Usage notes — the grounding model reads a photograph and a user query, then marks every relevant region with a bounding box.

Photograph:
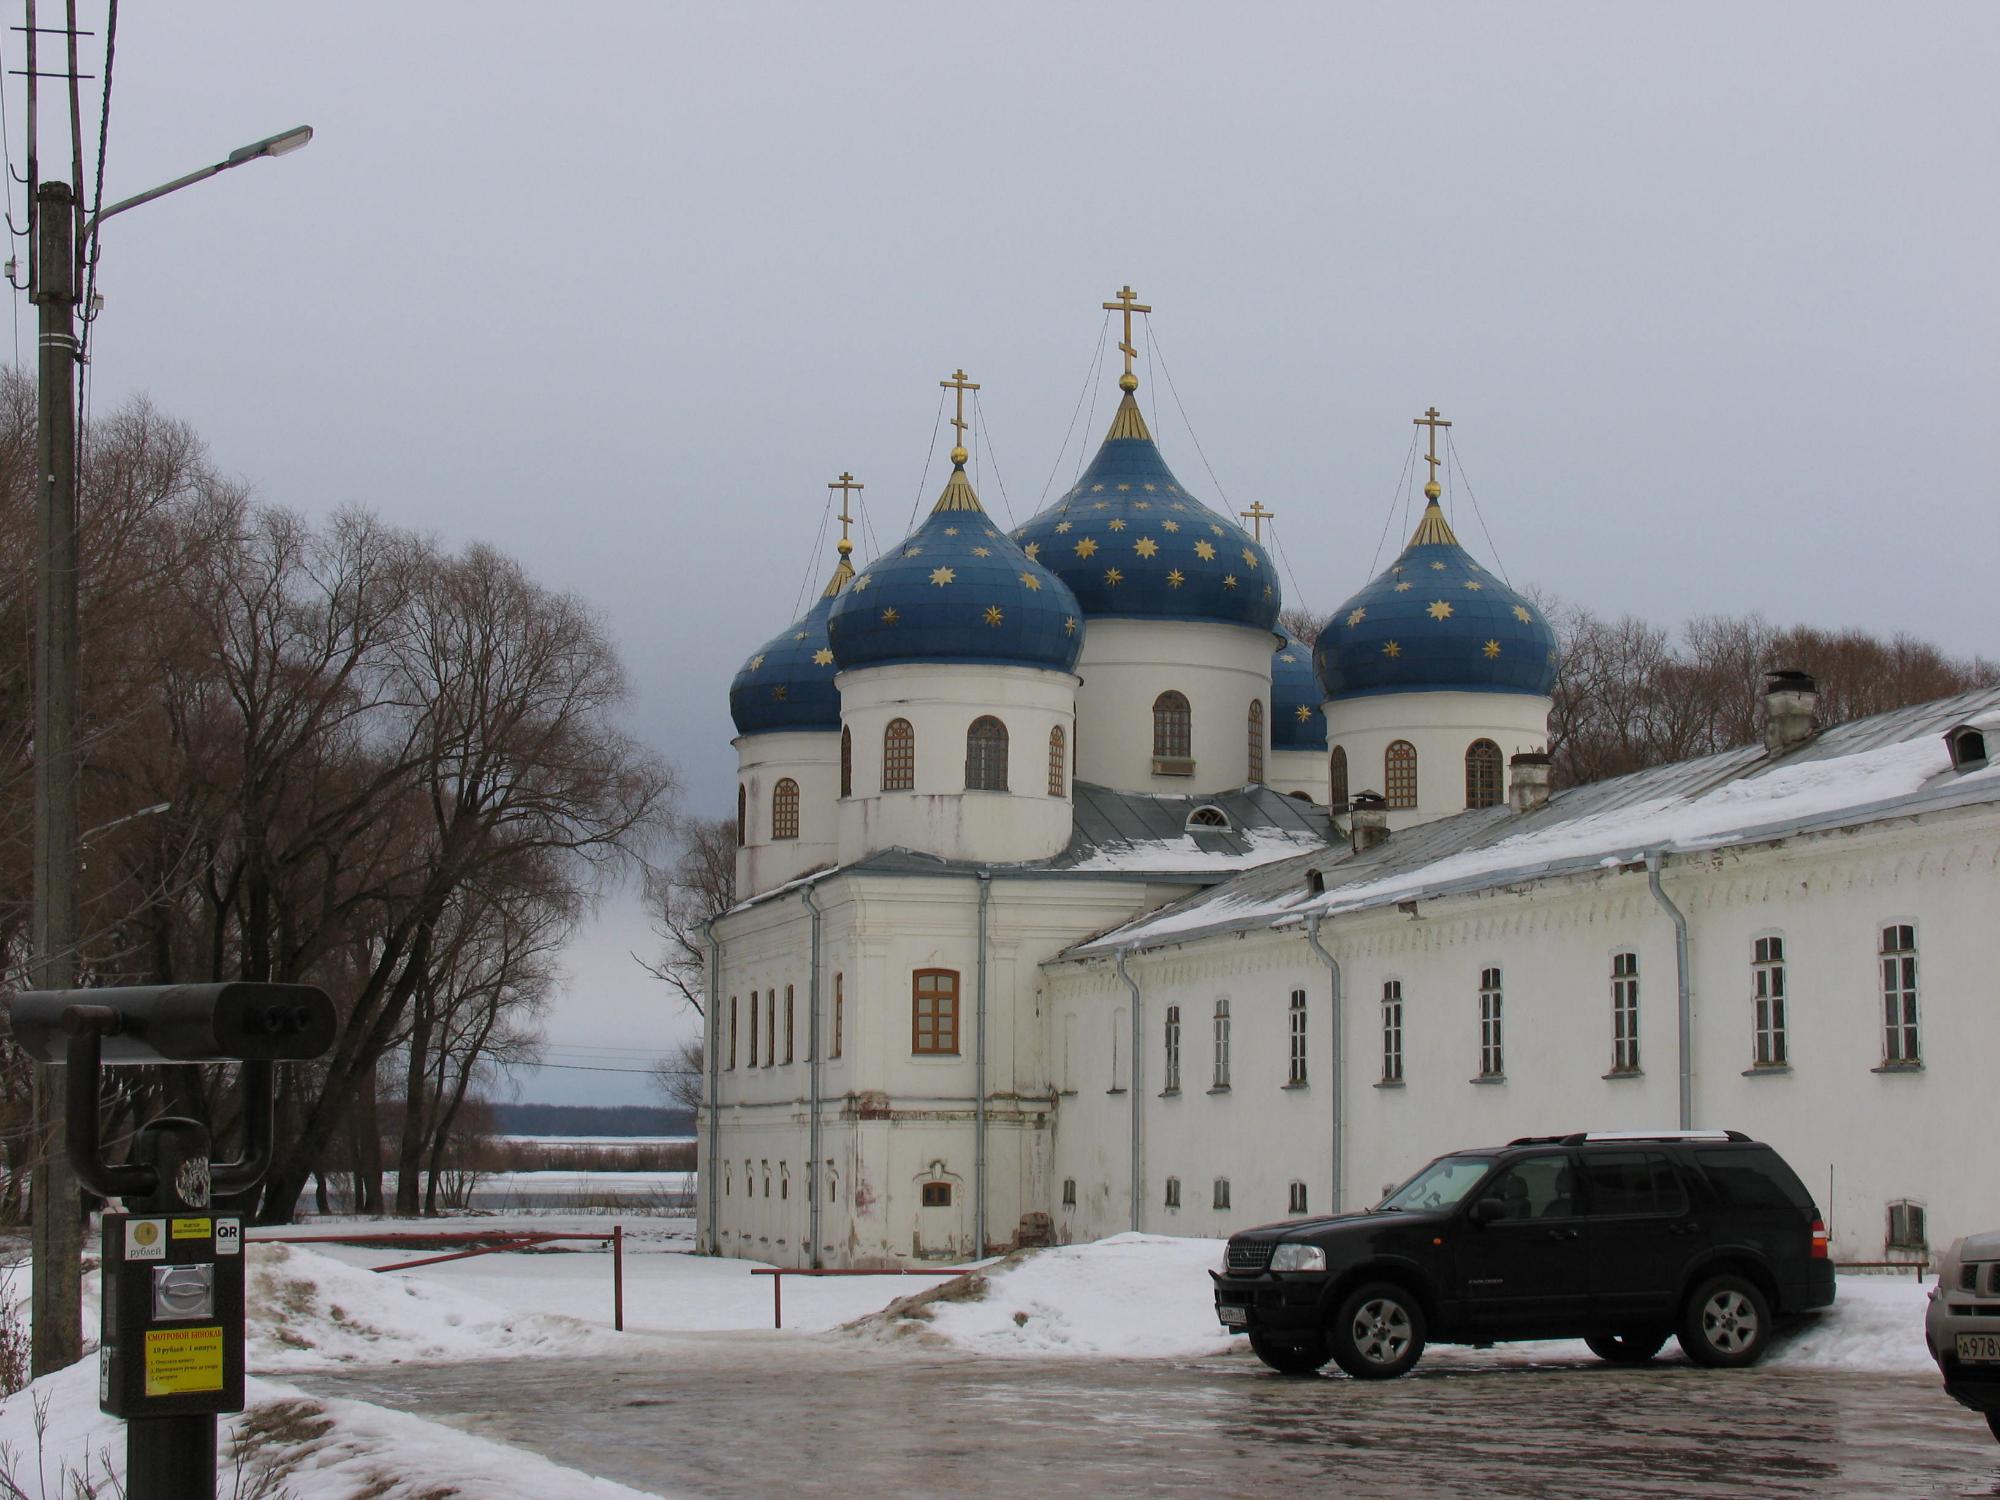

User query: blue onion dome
[1314,497,1558,701]
[1010,392,1281,632]
[827,462,1085,674]
[1271,635,1328,750]
[728,549,856,736]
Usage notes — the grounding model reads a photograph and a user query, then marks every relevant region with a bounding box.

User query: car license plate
[1958,1333,2000,1363]
[1218,1303,1248,1328]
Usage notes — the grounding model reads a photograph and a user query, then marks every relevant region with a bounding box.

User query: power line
[1446,429,1512,586]
[1037,311,1108,510]
[903,387,945,536]
[1142,317,1231,508]
[971,389,1016,529]
[1368,431,1421,578]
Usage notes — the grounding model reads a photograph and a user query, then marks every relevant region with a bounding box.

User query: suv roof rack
[1505,1130,1751,1146]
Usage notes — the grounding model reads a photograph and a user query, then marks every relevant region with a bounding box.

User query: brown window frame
[912,968,961,1055]
[728,995,738,1070]
[840,726,852,799]
[1385,739,1418,809]
[1329,745,1349,810]
[748,989,759,1067]
[784,983,795,1065]
[766,989,777,1067]
[772,777,800,840]
[965,715,1009,791]
[832,972,844,1058]
[1048,725,1067,797]
[1247,700,1265,783]
[883,717,915,791]
[736,783,747,843]
[1152,690,1192,760]
[1465,738,1502,809]
[921,1181,953,1208]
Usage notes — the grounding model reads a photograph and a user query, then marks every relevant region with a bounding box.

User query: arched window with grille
[736,783,747,842]
[1465,739,1502,809]
[1247,700,1265,783]
[1329,746,1348,810]
[1047,725,1066,797]
[966,716,1009,791]
[1385,740,1418,809]
[883,718,915,791]
[772,778,800,840]
[1152,690,1191,773]
[840,727,852,798]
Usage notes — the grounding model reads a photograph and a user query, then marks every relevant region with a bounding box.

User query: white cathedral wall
[1324,690,1551,830]
[1071,619,1276,796]
[733,730,840,899]
[1046,802,2000,1261]
[1267,746,1329,804]
[835,663,1078,866]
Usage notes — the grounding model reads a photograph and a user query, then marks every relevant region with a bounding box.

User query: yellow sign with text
[143,1326,224,1397]
[171,1217,212,1240]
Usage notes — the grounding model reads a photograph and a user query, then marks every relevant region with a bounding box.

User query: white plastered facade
[1071,619,1277,795]
[1325,689,1551,830]
[733,730,840,896]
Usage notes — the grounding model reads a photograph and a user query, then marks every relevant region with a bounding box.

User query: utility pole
[29,176,82,1375]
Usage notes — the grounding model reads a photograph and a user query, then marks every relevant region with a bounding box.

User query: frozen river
[295,1340,2000,1499]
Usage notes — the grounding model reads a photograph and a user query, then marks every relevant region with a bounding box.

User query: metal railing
[1834,1258,1928,1280]
[748,1265,974,1329]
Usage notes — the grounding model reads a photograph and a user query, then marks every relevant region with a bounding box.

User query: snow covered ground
[0,1222,1940,1497]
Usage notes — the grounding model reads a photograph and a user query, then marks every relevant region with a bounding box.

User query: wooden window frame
[784,983,795,1065]
[736,784,747,843]
[832,972,844,1059]
[921,1181,953,1208]
[1381,979,1403,1083]
[1465,738,1502,810]
[1212,998,1231,1090]
[1386,740,1418,810]
[765,989,777,1067]
[1329,745,1349,811]
[883,718,915,791]
[772,777,800,840]
[748,989,759,1069]
[1152,690,1192,773]
[1611,951,1640,1073]
[1881,924,1919,1064]
[1287,988,1308,1086]
[728,996,738,1070]
[840,726,852,799]
[1048,725,1067,797]
[912,968,961,1055]
[1248,700,1265,784]
[1478,966,1504,1078]
[1753,934,1787,1066]
[1163,1004,1181,1093]
[965,715,1009,791]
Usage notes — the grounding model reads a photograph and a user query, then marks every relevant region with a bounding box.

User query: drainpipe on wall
[1305,913,1344,1215]
[702,918,722,1254]
[975,872,991,1258]
[801,885,824,1269]
[1115,946,1143,1234]
[1645,850,1693,1131]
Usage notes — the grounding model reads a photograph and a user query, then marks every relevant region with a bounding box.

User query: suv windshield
[1378,1154,1495,1212]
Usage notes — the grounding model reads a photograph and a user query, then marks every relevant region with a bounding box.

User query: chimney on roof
[1509,752,1552,814]
[1762,669,1819,755]
[1349,791,1390,854]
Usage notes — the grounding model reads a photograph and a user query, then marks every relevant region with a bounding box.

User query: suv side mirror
[1468,1197,1506,1227]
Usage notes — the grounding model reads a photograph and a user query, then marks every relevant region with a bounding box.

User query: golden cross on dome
[1414,406,1452,495]
[940,369,981,464]
[1239,501,1274,542]
[1102,284,1152,391]
[828,471,862,555]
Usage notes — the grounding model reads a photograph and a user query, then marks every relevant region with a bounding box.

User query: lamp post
[30,128,312,1379]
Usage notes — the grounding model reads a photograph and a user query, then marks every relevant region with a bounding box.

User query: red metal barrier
[1835,1259,1929,1280]
[748,1265,975,1329]
[247,1225,627,1331]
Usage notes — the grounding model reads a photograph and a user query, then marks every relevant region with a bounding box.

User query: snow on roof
[1073,685,2000,957]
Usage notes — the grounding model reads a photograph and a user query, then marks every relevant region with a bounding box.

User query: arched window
[1385,740,1418,809]
[966,716,1009,791]
[840,727,852,798]
[772,778,800,839]
[1247,700,1265,783]
[1047,726,1066,797]
[1465,739,1502,809]
[1152,691,1191,761]
[883,718,915,791]
[736,783,747,842]
[1329,746,1349,810]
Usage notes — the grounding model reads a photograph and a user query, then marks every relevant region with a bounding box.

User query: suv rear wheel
[1249,1331,1327,1376]
[1585,1331,1668,1364]
[1677,1273,1772,1368]
[1327,1282,1427,1379]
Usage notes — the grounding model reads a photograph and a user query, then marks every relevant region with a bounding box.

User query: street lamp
[29,127,314,1387]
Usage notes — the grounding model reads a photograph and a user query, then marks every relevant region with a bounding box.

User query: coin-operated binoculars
[8,983,335,1500]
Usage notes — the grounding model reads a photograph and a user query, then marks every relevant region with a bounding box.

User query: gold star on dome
[905,546,923,558]
[772,684,788,701]
[749,654,765,670]
[1020,572,1042,591]
[793,631,807,641]
[1161,520,1181,533]
[1463,580,1484,591]
[1115,484,1131,492]
[1263,584,1273,599]
[1108,518,1127,532]
[881,607,900,624]
[1194,539,1217,561]
[1143,483,1157,492]
[1166,569,1186,588]
[1428,601,1454,621]
[1466,561,1481,572]
[1091,484,1105,492]
[1279,653,1295,663]
[1513,605,1534,624]
[1167,485,1180,495]
[1209,524,1225,536]
[1483,639,1502,658]
[943,527,959,536]
[1133,500,1151,510]
[1104,567,1124,586]
[1024,542,1041,560]
[1064,616,1077,635]
[1093,501,1110,510]
[1223,574,1239,589]
[1346,607,1366,627]
[813,648,835,666]
[1430,561,1446,570]
[1242,548,1259,569]
[1391,565,1404,575]
[1134,537,1158,558]
[985,605,1005,627]
[854,575,871,592]
[985,529,999,538]
[1170,499,1186,510]
[1055,521,1073,535]
[930,566,956,587]
[972,546,992,557]
[1383,640,1402,658]
[1295,704,1312,722]
[1393,581,1413,592]
[1074,537,1099,559]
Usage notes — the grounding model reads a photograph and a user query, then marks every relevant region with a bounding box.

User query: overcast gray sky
[32,3,1997,1106]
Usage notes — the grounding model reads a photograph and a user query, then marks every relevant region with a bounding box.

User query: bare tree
[1277,604,1329,647]
[638,815,736,1018]
[654,1035,704,1114]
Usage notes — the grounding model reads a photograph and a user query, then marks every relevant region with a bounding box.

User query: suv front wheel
[1327,1282,1427,1379]
[1677,1273,1772,1368]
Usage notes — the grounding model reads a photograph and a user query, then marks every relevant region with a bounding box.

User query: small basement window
[1887,1199,1927,1252]
[1186,805,1231,831]
[921,1181,953,1208]
[1062,1178,1077,1208]
[1946,725,1989,771]
[1165,1176,1181,1209]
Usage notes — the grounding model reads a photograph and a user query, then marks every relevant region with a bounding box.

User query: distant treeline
[490,1102,694,1138]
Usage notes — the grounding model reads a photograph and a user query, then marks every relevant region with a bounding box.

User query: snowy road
[295,1340,2000,1499]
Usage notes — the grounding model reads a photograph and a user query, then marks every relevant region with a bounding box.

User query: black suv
[1213,1131,1834,1378]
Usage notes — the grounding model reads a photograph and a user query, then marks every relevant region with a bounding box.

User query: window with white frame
[1880,924,1919,1064]
[1165,1176,1181,1209]
[1887,1199,1927,1251]
[1611,951,1640,1074]
[1753,935,1787,1066]
[1478,967,1504,1078]
[1212,999,1231,1089]
[1287,989,1308,1085]
[1164,1005,1181,1092]
[1288,1180,1308,1214]
[1382,980,1404,1083]
[1213,1177,1232,1210]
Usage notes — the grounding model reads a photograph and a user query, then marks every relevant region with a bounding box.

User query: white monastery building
[704,288,2000,1271]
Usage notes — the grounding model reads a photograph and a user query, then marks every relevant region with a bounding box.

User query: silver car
[1926,1231,2000,1440]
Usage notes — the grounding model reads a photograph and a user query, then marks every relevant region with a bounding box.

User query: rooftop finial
[822,471,863,596]
[1102,284,1152,393]
[1414,406,1452,503]
[940,368,980,467]
[1240,500,1274,543]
